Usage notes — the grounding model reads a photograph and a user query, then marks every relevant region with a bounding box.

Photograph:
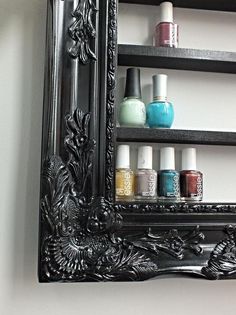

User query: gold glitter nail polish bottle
[116,145,134,201]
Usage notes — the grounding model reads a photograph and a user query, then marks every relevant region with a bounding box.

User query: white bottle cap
[137,146,153,169]
[116,145,130,169]
[153,74,168,101]
[160,147,175,170]
[160,2,174,23]
[182,148,197,171]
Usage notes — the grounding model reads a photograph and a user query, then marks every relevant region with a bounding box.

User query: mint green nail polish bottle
[119,68,146,127]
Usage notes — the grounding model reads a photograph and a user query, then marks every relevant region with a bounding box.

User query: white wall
[0,1,236,315]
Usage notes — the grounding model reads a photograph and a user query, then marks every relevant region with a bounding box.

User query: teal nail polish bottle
[158,147,180,201]
[119,68,146,127]
[146,74,174,128]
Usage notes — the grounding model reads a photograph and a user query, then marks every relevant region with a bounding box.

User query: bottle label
[180,172,203,199]
[196,175,203,197]
[158,172,180,198]
[116,171,134,197]
[155,23,178,48]
[135,173,157,197]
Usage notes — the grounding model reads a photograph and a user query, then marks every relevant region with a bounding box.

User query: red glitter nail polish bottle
[180,148,203,201]
[154,2,179,48]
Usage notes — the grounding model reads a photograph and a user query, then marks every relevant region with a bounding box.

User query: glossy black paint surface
[38,0,236,282]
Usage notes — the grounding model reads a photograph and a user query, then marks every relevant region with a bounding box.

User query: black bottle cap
[124,68,142,99]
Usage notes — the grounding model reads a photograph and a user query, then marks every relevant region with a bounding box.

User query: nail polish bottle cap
[182,148,197,171]
[160,2,174,23]
[124,68,142,99]
[116,145,131,169]
[160,147,175,170]
[137,146,153,169]
[153,74,168,101]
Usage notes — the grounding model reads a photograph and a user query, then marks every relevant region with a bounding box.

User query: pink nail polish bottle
[154,2,179,48]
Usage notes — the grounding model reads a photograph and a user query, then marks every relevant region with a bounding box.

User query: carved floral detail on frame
[105,0,117,201]
[116,203,236,214]
[68,0,97,63]
[202,225,236,279]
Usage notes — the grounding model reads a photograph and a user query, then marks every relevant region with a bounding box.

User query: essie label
[196,175,203,197]
[155,23,178,48]
[166,174,179,197]
[158,171,180,198]
[180,171,203,200]
[116,171,134,196]
[135,173,157,197]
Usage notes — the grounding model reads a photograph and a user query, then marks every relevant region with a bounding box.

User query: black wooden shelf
[117,127,236,146]
[119,0,236,12]
[118,45,236,74]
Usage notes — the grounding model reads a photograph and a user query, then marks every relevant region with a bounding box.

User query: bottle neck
[158,20,174,25]
[181,169,198,172]
[124,96,141,100]
[153,96,167,102]
[160,169,176,172]
[116,167,131,170]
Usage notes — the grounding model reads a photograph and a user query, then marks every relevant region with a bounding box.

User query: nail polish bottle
[146,74,174,128]
[119,68,146,127]
[116,145,134,201]
[134,146,157,200]
[180,148,203,201]
[158,147,180,200]
[154,2,179,48]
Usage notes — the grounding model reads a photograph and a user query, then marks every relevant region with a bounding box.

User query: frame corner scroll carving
[40,105,233,282]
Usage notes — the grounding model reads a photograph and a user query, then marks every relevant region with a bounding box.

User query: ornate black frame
[38,0,236,282]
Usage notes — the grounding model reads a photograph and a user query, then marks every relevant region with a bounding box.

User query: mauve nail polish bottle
[134,146,157,200]
[154,2,179,48]
[158,147,180,201]
[180,148,203,201]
